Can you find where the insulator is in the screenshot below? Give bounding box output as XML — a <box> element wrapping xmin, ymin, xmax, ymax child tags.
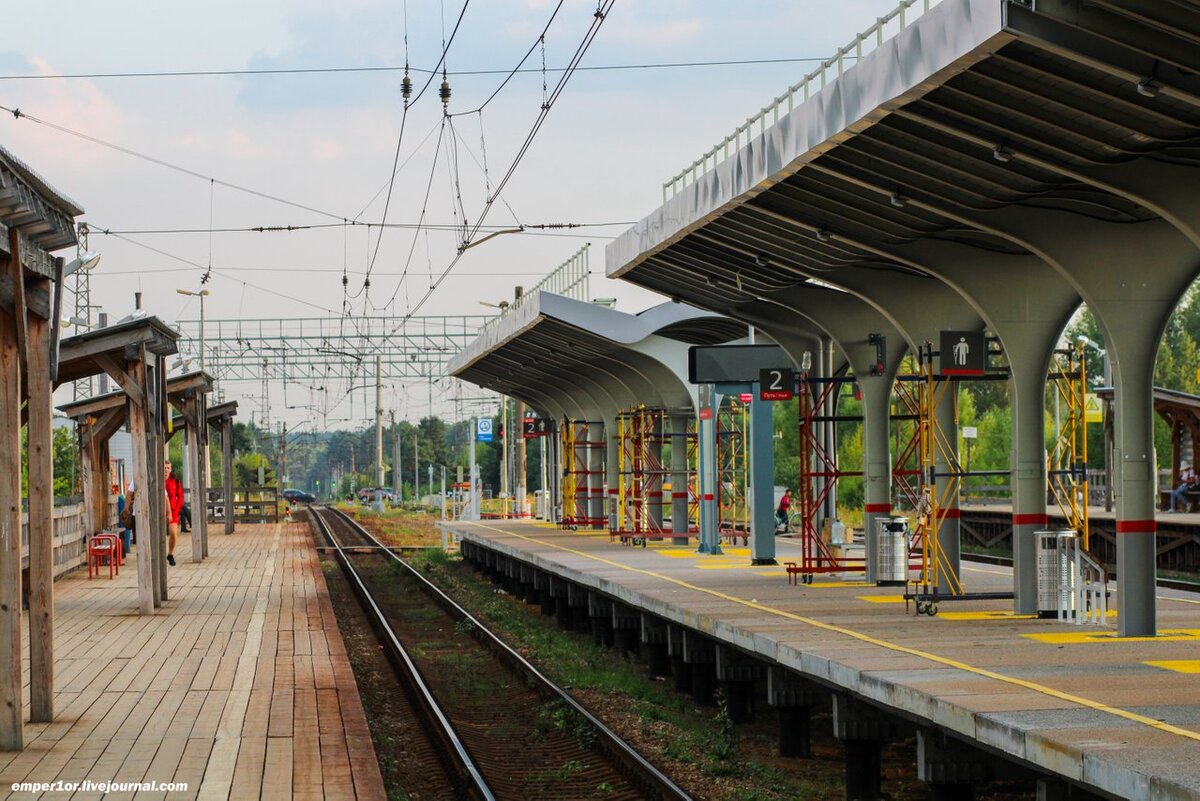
<box><xmin>439</xmin><ymin>78</ymin><xmax>451</xmax><ymax>107</ymax></box>
<box><xmin>341</xmin><ymin>274</ymin><xmax>348</xmax><ymax>287</ymax></box>
<box><xmin>401</xmin><ymin>73</ymin><xmax>412</xmax><ymax>102</ymax></box>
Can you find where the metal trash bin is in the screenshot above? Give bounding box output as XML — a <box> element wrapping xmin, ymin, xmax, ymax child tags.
<box><xmin>1036</xmin><ymin>529</ymin><xmax>1077</xmax><ymax>618</ymax></box>
<box><xmin>876</xmin><ymin>517</ymin><xmax>910</xmax><ymax>586</ymax></box>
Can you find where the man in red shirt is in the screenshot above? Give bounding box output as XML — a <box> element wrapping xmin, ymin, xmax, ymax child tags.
<box><xmin>164</xmin><ymin>460</ymin><xmax>184</xmax><ymax>566</ymax></box>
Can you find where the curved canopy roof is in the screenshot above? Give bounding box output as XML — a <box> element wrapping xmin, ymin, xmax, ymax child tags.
<box><xmin>448</xmin><ymin>291</ymin><xmax>746</xmax><ymax>419</ymax></box>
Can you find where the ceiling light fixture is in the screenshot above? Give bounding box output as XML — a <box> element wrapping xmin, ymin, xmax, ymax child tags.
<box><xmin>815</xmin><ymin>227</ymin><xmax>832</xmax><ymax>243</ymax></box>
<box><xmin>992</xmin><ymin>144</ymin><xmax>1013</xmax><ymax>163</ymax></box>
<box><xmin>1136</xmin><ymin>78</ymin><xmax>1160</xmax><ymax>98</ymax></box>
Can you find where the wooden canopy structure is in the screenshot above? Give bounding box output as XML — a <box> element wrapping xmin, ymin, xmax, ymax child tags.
<box><xmin>0</xmin><ymin>145</ymin><xmax>83</xmax><ymax>749</ymax></box>
<box><xmin>200</xmin><ymin>400</ymin><xmax>238</xmax><ymax>535</ymax></box>
<box><xmin>1097</xmin><ymin>386</ymin><xmax>1200</xmax><ymax>491</ymax></box>
<box><xmin>57</xmin><ymin>315</ymin><xmax>180</xmax><ymax>623</ymax></box>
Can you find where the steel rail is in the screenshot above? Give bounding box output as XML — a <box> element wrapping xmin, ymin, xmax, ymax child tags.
<box><xmin>309</xmin><ymin>507</ymin><xmax>495</xmax><ymax>801</ymax></box>
<box><xmin>320</xmin><ymin>504</ymin><xmax>693</xmax><ymax>801</ymax></box>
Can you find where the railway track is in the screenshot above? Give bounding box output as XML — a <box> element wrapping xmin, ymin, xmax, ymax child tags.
<box><xmin>309</xmin><ymin>505</ymin><xmax>690</xmax><ymax>801</ymax></box>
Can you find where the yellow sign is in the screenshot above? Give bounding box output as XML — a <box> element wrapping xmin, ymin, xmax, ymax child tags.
<box><xmin>1084</xmin><ymin>393</ymin><xmax>1103</xmax><ymax>424</ymax></box>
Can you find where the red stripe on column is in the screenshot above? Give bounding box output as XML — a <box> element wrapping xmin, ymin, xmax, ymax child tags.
<box><xmin>608</xmin><ymin>489</ymin><xmax>618</xmax><ymax>495</ymax></box>
<box><xmin>671</xmin><ymin>492</ymin><xmax>689</xmax><ymax>499</ymax></box>
<box><xmin>1012</xmin><ymin>514</ymin><xmax>1047</xmax><ymax>525</ymax></box>
<box><xmin>1116</xmin><ymin>520</ymin><xmax>1157</xmax><ymax>533</ymax></box>
<box><xmin>937</xmin><ymin>508</ymin><xmax>961</xmax><ymax>520</ymax></box>
<box><xmin>703</xmin><ymin>494</ymin><xmax>714</xmax><ymax>501</ymax></box>
<box><xmin>864</xmin><ymin>504</ymin><xmax>892</xmax><ymax>513</ymax></box>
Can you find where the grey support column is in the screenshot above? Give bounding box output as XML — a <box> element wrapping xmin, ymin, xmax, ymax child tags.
<box><xmin>749</xmin><ymin>388</ymin><xmax>777</xmax><ymax>564</ymax></box>
<box><xmin>1010</xmin><ymin>364</ymin><xmax>1049</xmax><ymax>614</ymax></box>
<box><xmin>934</xmin><ymin>384</ymin><xmax>961</xmax><ymax>593</ymax></box>
<box><xmin>670</xmin><ymin>412</ymin><xmax>692</xmax><ymax>545</ymax></box>
<box><xmin>698</xmin><ymin>387</ymin><xmax>721</xmax><ymax>554</ymax></box>
<box><xmin>860</xmin><ymin>376</ymin><xmax>893</xmax><ymax>584</ymax></box>
<box><xmin>1110</xmin><ymin>327</ymin><xmax>1161</xmax><ymax>636</ymax></box>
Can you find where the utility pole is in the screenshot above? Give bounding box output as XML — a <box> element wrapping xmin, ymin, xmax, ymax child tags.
<box><xmin>280</xmin><ymin>422</ymin><xmax>288</xmax><ymax>489</ymax></box>
<box><xmin>373</xmin><ymin>355</ymin><xmax>385</xmax><ymax>511</ymax></box>
<box><xmin>512</xmin><ymin>286</ymin><xmax>527</xmax><ymax>516</ymax></box>
<box><xmin>500</xmin><ymin>397</ymin><xmax>509</xmax><ymax>498</ymax></box>
<box><xmin>413</xmin><ymin>428</ymin><xmax>419</xmax><ymax>504</ymax></box>
<box><xmin>469</xmin><ymin>418</ymin><xmax>479</xmax><ymax>520</ymax></box>
<box><xmin>391</xmin><ymin>411</ymin><xmax>401</xmax><ymax>500</ymax></box>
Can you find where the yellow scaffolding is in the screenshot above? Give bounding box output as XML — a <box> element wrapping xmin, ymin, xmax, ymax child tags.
<box><xmin>614</xmin><ymin>406</ymin><xmax>668</xmax><ymax>542</ymax></box>
<box><xmin>1048</xmin><ymin>343</ymin><xmax>1090</xmax><ymax>551</ymax></box>
<box><xmin>560</xmin><ymin>420</ymin><xmax>604</xmax><ymax>529</ymax></box>
<box><xmin>912</xmin><ymin>345</ymin><xmax>966</xmax><ymax>598</ymax></box>
<box><xmin>717</xmin><ymin>397</ymin><xmax>750</xmax><ymax>544</ymax></box>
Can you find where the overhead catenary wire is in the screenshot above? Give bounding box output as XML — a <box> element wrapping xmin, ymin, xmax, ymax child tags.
<box><xmin>0</xmin><ymin>56</ymin><xmax>852</xmax><ymax>82</ymax></box>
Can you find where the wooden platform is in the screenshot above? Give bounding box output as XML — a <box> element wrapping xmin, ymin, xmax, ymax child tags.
<box><xmin>447</xmin><ymin>520</ymin><xmax>1200</xmax><ymax>801</ymax></box>
<box><xmin>0</xmin><ymin>522</ymin><xmax>386</xmax><ymax>801</ymax></box>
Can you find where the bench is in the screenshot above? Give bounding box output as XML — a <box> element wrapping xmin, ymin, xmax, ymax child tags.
<box><xmin>1159</xmin><ymin>488</ymin><xmax>1200</xmax><ymax>513</ymax></box>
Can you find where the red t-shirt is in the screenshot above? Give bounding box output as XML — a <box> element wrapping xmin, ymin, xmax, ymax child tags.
<box><xmin>165</xmin><ymin>475</ymin><xmax>184</xmax><ymax>524</ymax></box>
<box><xmin>778</xmin><ymin>494</ymin><xmax>791</xmax><ymax>514</ymax></box>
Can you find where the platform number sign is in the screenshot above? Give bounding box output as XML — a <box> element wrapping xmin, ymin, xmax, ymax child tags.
<box><xmin>523</xmin><ymin>417</ymin><xmax>551</xmax><ymax>438</ymax></box>
<box><xmin>476</xmin><ymin>418</ymin><xmax>493</xmax><ymax>443</ymax></box>
<box><xmin>759</xmin><ymin>368</ymin><xmax>795</xmax><ymax>401</ymax></box>
<box><xmin>940</xmin><ymin>330</ymin><xmax>986</xmax><ymax>376</ymax></box>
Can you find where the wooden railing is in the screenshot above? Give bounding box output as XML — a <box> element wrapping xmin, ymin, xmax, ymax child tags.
<box><xmin>19</xmin><ymin>498</ymin><xmax>118</xmax><ymax>579</ymax></box>
<box><xmin>207</xmin><ymin>487</ymin><xmax>278</xmax><ymax>524</ymax></box>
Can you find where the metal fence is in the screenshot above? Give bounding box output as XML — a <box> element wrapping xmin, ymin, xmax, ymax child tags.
<box><xmin>663</xmin><ymin>0</ymin><xmax>944</xmax><ymax>200</ymax></box>
<box><xmin>480</xmin><ymin>244</ymin><xmax>591</xmax><ymax>335</ymax></box>
<box><xmin>208</xmin><ymin>487</ymin><xmax>279</xmax><ymax>524</ymax></box>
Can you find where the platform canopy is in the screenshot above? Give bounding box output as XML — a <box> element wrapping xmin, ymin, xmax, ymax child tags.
<box><xmin>607</xmin><ymin>0</ymin><xmax>1200</xmax><ymax>636</ymax></box>
<box><xmin>448</xmin><ymin>291</ymin><xmax>747</xmax><ymax>420</ymax></box>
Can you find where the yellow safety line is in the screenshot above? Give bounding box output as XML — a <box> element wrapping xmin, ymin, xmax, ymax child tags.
<box><xmin>466</xmin><ymin>521</ymin><xmax>1200</xmax><ymax>743</ymax></box>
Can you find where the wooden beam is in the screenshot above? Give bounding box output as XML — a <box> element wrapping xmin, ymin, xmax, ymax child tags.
<box><xmin>48</xmin><ymin>258</ymin><xmax>63</xmax><ymax>383</ymax></box>
<box><xmin>0</xmin><ymin>246</ymin><xmax>23</xmax><ymax>749</ymax></box>
<box><xmin>26</xmin><ymin>289</ymin><xmax>54</xmax><ymax>723</ymax></box>
<box><xmin>7</xmin><ymin>230</ymin><xmax>28</xmax><ymax>376</ymax></box>
<box><xmin>0</xmin><ymin>272</ymin><xmax>51</xmax><ymax>320</ymax></box>
<box><xmin>126</xmin><ymin>348</ymin><xmax>155</xmax><ymax>615</ymax></box>
<box><xmin>94</xmin><ymin>353</ymin><xmax>144</xmax><ymax>407</ymax></box>
<box><xmin>93</xmin><ymin>405</ymin><xmax>126</xmax><ymax>444</ymax></box>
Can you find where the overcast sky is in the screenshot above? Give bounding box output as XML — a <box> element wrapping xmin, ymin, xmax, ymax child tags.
<box><xmin>4</xmin><ymin>0</ymin><xmax>910</xmax><ymax>428</ymax></box>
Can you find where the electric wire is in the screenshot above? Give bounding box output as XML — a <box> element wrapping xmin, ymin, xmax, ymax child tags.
<box><xmin>0</xmin><ymin>56</ymin><xmax>849</xmax><ymax>82</ymax></box>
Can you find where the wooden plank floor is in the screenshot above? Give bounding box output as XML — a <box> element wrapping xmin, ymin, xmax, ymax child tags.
<box><xmin>0</xmin><ymin>522</ymin><xmax>386</xmax><ymax>801</ymax></box>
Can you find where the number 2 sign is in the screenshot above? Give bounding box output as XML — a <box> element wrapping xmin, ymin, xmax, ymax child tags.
<box><xmin>759</xmin><ymin>368</ymin><xmax>795</xmax><ymax>401</ymax></box>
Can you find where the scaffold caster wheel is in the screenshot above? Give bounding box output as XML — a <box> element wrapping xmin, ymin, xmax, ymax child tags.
<box><xmin>925</xmin><ymin>603</ymin><xmax>938</xmax><ymax>617</ymax></box>
<box><xmin>803</xmin><ymin>574</ymin><xmax>813</xmax><ymax>585</ymax></box>
<box><xmin>914</xmin><ymin>600</ymin><xmax>928</xmax><ymax>615</ymax></box>
<box><xmin>570</xmin><ymin>525</ymin><xmax>578</xmax><ymax>531</ymax></box>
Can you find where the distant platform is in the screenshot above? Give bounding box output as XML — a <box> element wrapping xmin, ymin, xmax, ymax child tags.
<box><xmin>0</xmin><ymin>522</ymin><xmax>385</xmax><ymax>801</ymax></box>
<box><xmin>445</xmin><ymin>519</ymin><xmax>1200</xmax><ymax>801</ymax></box>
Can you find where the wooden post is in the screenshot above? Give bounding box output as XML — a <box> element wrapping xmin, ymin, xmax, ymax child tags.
<box><xmin>223</xmin><ymin>420</ymin><xmax>235</xmax><ymax>535</ymax></box>
<box><xmin>197</xmin><ymin>398</ymin><xmax>209</xmax><ymax>557</ymax></box>
<box><xmin>150</xmin><ymin>358</ymin><xmax>165</xmax><ymax>605</ymax></box>
<box><xmin>185</xmin><ymin>399</ymin><xmax>203</xmax><ymax>563</ymax></box>
<box><xmin>0</xmin><ymin>233</ymin><xmax>24</xmax><ymax>749</ymax></box>
<box><xmin>78</xmin><ymin>422</ymin><xmax>97</xmax><ymax>536</ymax></box>
<box><xmin>26</xmin><ymin>280</ymin><xmax>54</xmax><ymax>723</ymax></box>
<box><xmin>127</xmin><ymin>350</ymin><xmax>156</xmax><ymax>615</ymax></box>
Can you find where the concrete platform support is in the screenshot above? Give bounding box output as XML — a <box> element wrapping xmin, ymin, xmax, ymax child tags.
<box><xmin>935</xmin><ymin>389</ymin><xmax>961</xmax><ymax>593</ymax></box>
<box><xmin>666</xmin><ymin>625</ymin><xmax>692</xmax><ymax>695</ymax></box>
<box><xmin>679</xmin><ymin>630</ymin><xmax>716</xmax><ymax>706</ymax></box>
<box><xmin>767</xmin><ymin>666</ymin><xmax>816</xmax><ymax>758</ymax></box>
<box><xmin>587</xmin><ymin>591</ymin><xmax>614</xmax><ymax>647</ymax></box>
<box><xmin>860</xmin><ymin>378</ymin><xmax>893</xmax><ymax>583</ymax></box>
<box><xmin>548</xmin><ymin>575</ymin><xmax>571</xmax><ymax>628</ymax></box>
<box><xmin>640</xmin><ymin>614</ymin><xmax>670</xmax><ymax>678</ymax></box>
<box><xmin>534</xmin><ymin>571</ymin><xmax>555</xmax><ymax>615</ymax></box>
<box><xmin>611</xmin><ymin>603</ymin><xmax>639</xmax><ymax>655</ymax></box>
<box><xmin>917</xmin><ymin>729</ymin><xmax>990</xmax><ymax>801</ymax></box>
<box><xmin>833</xmin><ymin>694</ymin><xmax>893</xmax><ymax>801</ymax></box>
<box><xmin>1011</xmin><ymin>363</ymin><xmax>1049</xmax><ymax>615</ymax></box>
<box><xmin>670</xmin><ymin>412</ymin><xmax>692</xmax><ymax>545</ymax></box>
<box><xmin>715</xmin><ymin>646</ymin><xmax>762</xmax><ymax>724</ymax></box>
<box><xmin>567</xmin><ymin>582</ymin><xmax>590</xmax><ymax>633</ymax></box>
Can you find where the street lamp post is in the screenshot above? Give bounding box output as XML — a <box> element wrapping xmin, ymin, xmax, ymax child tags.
<box><xmin>176</xmin><ymin>288</ymin><xmax>211</xmax><ymax>373</ymax></box>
